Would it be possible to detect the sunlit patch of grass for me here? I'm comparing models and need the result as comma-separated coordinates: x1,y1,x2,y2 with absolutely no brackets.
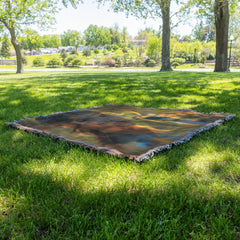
0,193,12,221
0,71,239,239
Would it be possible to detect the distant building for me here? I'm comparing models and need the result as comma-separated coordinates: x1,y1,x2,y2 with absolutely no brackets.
97,46,106,50
58,46,75,53
78,45,89,52
24,50,41,55
39,48,58,54
132,40,147,47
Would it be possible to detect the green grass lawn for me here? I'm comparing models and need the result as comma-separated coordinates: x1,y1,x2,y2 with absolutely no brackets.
0,71,239,239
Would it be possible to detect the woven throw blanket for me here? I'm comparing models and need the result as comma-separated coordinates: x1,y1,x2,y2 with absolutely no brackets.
5,105,235,162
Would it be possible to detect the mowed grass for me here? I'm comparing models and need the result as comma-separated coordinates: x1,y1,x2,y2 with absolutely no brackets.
0,71,239,239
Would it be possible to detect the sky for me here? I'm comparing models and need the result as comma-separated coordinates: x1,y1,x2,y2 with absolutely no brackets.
40,1,195,37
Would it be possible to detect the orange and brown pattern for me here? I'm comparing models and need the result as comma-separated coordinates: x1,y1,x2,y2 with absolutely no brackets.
5,105,235,162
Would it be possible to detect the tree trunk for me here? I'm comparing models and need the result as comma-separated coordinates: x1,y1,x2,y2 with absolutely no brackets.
9,27,24,73
160,0,172,71
214,0,229,72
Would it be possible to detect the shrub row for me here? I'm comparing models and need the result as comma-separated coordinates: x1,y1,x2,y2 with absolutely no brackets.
33,56,83,68
32,56,159,68
101,56,157,68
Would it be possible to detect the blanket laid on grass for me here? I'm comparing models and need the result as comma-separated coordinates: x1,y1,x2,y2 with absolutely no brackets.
5,105,235,162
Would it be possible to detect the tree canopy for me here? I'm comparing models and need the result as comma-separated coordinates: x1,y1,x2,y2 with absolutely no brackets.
84,25,111,47
0,0,59,30
0,0,83,73
61,30,83,49
0,36,11,59
229,5,240,40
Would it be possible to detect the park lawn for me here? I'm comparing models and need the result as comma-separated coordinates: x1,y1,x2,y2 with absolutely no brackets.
0,65,16,69
0,71,239,239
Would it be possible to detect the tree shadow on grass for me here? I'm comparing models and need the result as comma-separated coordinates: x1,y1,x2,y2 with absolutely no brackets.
0,136,239,239
1,71,239,169
0,72,198,122
0,71,213,118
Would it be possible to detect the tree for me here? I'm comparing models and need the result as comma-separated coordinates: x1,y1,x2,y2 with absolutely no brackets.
0,0,82,73
61,30,83,49
0,0,60,73
134,28,154,45
214,0,229,71
40,34,61,48
180,35,193,42
188,0,239,72
229,5,240,40
109,24,121,45
60,49,68,60
159,0,172,71
146,36,162,63
1,36,11,59
84,25,111,47
96,0,177,71
121,27,129,44
20,29,42,51
193,21,215,42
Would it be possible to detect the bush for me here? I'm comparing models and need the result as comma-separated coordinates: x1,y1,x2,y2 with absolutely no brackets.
112,55,123,67
126,60,134,67
102,57,116,67
171,62,180,68
120,43,126,48
33,56,45,67
114,49,124,55
103,49,108,55
94,58,101,66
144,58,156,67
122,47,128,53
129,43,134,50
60,49,68,60
70,48,78,55
106,45,112,51
232,48,240,62
47,57,63,68
112,44,119,51
146,36,161,62
208,54,215,60
133,58,143,67
173,50,187,59
123,53,130,67
64,56,75,66
64,56,83,67
71,57,83,67
93,48,99,54
193,49,199,63
200,56,207,64
170,58,185,65
82,49,91,57
22,56,28,65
